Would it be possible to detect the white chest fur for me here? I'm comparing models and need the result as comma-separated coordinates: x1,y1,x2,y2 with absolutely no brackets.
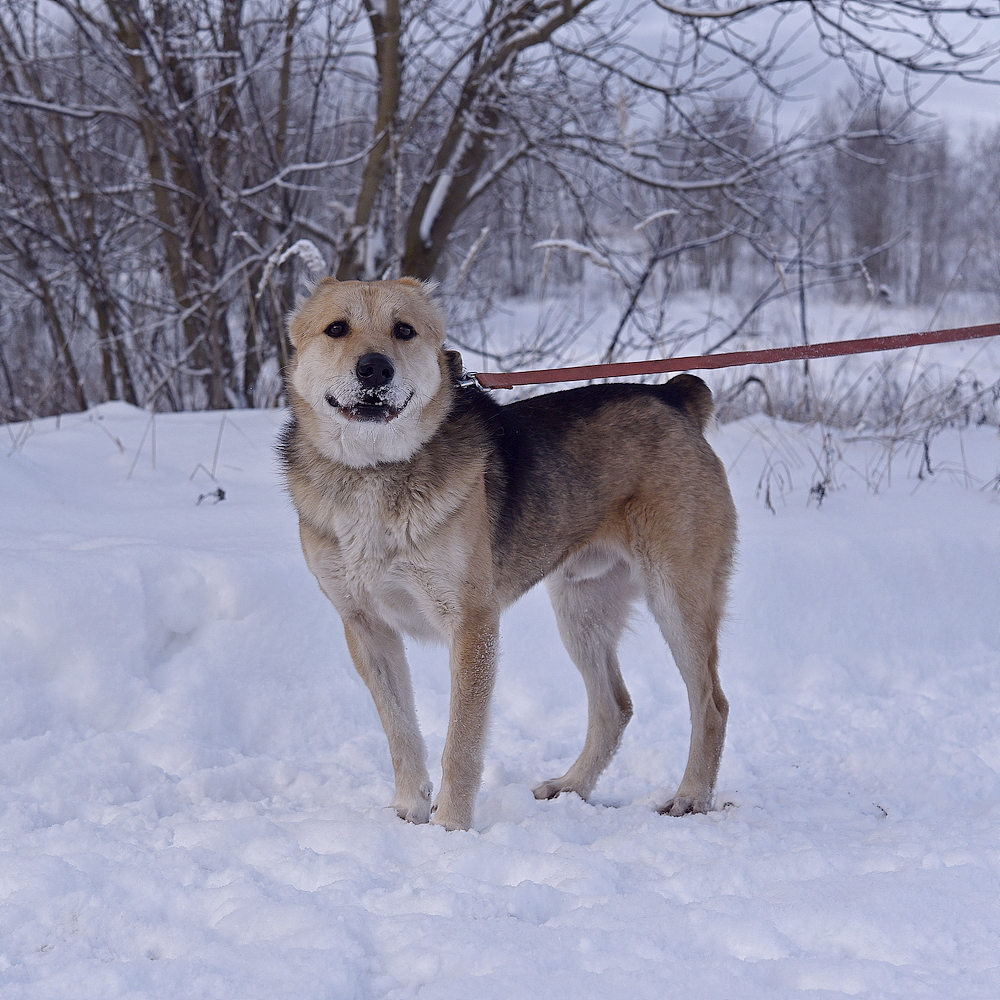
305,464,480,642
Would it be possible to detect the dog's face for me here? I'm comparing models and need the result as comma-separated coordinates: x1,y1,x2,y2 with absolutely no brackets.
288,277,452,467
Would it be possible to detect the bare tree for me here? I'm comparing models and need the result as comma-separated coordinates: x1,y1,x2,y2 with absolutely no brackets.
1,0,998,421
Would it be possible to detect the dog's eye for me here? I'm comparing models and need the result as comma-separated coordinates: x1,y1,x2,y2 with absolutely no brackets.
325,320,348,338
393,322,417,341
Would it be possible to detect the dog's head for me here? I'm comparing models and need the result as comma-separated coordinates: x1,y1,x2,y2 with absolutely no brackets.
287,277,454,467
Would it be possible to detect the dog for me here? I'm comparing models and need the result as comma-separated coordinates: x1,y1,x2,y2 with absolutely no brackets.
279,277,736,831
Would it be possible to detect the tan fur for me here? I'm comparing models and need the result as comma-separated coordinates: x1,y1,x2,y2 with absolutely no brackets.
280,277,737,830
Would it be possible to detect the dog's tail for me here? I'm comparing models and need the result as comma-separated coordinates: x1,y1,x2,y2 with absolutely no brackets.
658,373,714,432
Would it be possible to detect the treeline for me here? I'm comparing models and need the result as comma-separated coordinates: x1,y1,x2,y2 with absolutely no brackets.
1,0,998,422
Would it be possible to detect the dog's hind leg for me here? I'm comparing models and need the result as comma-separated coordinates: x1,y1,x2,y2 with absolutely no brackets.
643,572,729,816
342,613,433,824
533,553,636,803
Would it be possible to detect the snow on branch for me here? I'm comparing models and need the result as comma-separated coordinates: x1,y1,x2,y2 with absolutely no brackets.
239,150,376,198
634,209,680,231
256,240,328,298
1,93,136,122
419,130,473,247
532,239,616,272
652,1,777,18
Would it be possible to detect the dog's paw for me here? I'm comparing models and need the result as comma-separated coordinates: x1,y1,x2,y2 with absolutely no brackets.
394,801,431,824
428,798,472,832
393,783,433,824
657,794,712,817
531,778,587,802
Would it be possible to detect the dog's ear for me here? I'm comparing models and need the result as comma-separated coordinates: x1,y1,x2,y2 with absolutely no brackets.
443,349,465,383
306,274,336,294
289,275,329,325
286,277,339,349
286,312,303,350
398,276,440,299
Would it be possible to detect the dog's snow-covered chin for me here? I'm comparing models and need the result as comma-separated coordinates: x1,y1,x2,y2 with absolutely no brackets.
316,408,436,468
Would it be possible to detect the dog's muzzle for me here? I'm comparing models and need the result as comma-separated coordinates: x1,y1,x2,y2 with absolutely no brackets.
323,352,412,422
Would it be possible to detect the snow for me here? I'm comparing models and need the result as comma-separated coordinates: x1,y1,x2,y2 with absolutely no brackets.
531,240,616,273
419,131,472,248
419,171,454,248
2,401,999,998
276,240,328,282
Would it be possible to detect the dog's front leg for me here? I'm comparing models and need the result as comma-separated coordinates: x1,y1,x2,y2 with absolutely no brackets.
431,609,499,831
342,613,433,824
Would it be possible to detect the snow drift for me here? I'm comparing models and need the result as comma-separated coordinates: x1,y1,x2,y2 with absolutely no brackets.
1,403,998,998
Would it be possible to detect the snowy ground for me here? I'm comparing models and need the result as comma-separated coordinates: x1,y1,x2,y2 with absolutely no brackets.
2,400,999,999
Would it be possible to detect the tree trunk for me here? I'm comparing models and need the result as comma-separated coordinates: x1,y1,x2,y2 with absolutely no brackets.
336,0,401,280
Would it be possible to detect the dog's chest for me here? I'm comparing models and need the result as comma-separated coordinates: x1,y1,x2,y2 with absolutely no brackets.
323,480,470,638
327,478,413,566
321,471,471,605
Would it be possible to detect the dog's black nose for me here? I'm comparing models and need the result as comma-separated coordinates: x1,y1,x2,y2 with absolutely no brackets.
355,352,394,389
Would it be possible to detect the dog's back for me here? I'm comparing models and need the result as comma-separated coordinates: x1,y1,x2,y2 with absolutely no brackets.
451,375,735,610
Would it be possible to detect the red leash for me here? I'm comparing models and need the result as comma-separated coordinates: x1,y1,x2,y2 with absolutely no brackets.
473,322,1000,390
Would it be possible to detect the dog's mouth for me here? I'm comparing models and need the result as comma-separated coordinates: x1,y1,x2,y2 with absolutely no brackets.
325,391,413,423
